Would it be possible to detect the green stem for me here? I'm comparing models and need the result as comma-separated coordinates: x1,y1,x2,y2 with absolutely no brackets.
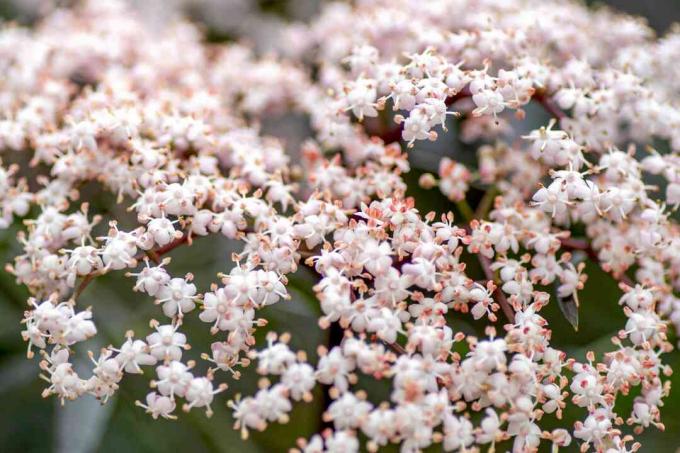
475,186,499,220
455,199,475,223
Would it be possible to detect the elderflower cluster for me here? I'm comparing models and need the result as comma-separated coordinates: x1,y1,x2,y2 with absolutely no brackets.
2,1,680,452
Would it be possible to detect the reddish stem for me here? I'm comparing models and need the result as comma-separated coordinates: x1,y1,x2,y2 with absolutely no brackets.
144,233,190,259
375,86,567,144
560,237,635,287
72,233,193,301
376,87,472,143
534,91,567,120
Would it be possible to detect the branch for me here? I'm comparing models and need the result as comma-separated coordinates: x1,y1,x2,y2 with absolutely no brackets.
560,237,635,287
385,340,407,355
143,233,190,259
71,232,194,301
376,87,472,143
375,86,567,144
73,271,100,301
534,90,567,120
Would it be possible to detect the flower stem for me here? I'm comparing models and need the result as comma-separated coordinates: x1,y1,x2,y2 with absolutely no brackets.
455,199,475,223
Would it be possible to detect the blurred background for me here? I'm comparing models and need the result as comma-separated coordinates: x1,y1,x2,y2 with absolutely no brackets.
0,1,679,452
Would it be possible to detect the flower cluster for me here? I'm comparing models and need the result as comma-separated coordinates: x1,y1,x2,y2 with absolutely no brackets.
2,1,680,452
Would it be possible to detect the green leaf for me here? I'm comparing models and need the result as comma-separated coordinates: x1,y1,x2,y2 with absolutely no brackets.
555,288,579,332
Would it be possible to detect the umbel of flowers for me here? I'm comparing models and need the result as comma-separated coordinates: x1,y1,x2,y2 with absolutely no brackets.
2,0,679,451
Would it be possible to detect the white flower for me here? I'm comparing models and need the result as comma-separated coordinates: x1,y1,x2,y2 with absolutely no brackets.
129,261,171,297
443,414,474,451
326,392,373,430
401,108,433,146
147,217,181,246
146,324,187,362
199,286,253,333
345,78,378,121
157,278,198,318
65,245,102,275
115,337,157,373
281,363,315,401
5,2,680,451
316,346,355,392
137,392,177,420
256,338,296,375
184,377,225,416
155,361,193,398
472,89,505,116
